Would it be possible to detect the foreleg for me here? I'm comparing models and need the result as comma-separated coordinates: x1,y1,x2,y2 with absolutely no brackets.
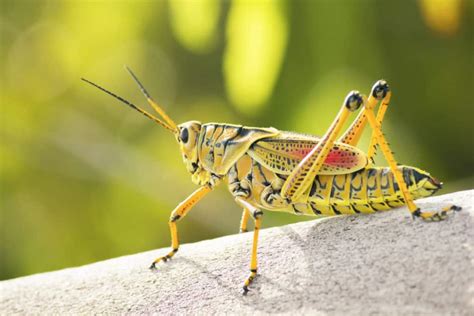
150,186,212,268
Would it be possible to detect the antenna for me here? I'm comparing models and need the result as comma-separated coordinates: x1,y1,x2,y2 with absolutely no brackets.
124,66,178,131
81,78,176,132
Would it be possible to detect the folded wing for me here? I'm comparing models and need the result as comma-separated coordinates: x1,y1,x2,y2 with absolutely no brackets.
248,131,368,175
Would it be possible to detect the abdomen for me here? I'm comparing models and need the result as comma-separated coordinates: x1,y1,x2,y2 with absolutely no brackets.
226,155,441,217
306,166,441,216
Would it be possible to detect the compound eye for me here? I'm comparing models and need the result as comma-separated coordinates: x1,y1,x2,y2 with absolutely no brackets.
180,127,189,143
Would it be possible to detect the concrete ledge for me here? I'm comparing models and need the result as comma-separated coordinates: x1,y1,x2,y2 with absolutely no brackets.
1,190,473,315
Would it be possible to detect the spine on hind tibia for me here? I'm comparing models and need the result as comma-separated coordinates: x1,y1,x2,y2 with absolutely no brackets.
308,166,441,216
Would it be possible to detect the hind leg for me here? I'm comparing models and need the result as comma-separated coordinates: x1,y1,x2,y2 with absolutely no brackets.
363,81,461,221
281,91,363,202
339,80,390,165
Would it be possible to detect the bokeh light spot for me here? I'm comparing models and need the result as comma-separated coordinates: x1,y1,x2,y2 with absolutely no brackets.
224,0,288,114
418,0,462,36
169,0,221,54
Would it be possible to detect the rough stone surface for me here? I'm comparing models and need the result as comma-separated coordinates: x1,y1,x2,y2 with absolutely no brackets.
1,190,473,315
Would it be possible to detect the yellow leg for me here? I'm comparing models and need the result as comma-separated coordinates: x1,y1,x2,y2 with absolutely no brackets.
281,91,363,202
364,82,460,221
150,186,212,269
239,208,251,233
339,80,390,165
235,198,263,294
366,81,390,165
338,108,368,146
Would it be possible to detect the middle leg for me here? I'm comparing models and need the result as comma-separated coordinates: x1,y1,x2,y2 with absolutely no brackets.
235,197,263,294
239,208,251,233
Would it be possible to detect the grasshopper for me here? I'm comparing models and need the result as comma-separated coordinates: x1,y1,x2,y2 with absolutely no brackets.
82,68,461,294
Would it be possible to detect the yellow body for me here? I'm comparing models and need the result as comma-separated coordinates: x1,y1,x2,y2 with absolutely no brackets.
185,125,441,218
83,72,460,294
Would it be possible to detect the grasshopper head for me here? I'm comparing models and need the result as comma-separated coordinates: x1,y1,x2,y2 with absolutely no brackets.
176,121,202,173
81,68,203,175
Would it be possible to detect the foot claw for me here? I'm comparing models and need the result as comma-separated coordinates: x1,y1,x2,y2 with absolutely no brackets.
413,204,461,222
451,205,462,212
149,255,170,270
242,270,257,295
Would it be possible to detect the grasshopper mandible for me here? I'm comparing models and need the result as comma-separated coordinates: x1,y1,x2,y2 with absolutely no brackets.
82,68,461,294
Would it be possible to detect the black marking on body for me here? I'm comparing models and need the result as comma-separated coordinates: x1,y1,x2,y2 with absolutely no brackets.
366,169,378,191
368,202,386,212
309,202,322,215
246,169,253,182
238,128,252,138
386,200,402,208
199,125,208,149
207,125,218,147
255,161,271,186
223,126,243,152
330,186,344,202
314,177,327,190
380,168,391,190
393,179,400,192
366,203,378,212
330,205,342,215
333,177,345,191
208,148,215,164
214,126,226,147
292,204,304,214
350,170,363,190
350,203,362,213
402,167,413,187
412,169,425,183
309,181,317,196
330,174,346,201
349,170,363,202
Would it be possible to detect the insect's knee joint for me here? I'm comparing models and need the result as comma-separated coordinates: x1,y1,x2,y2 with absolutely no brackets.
170,214,181,222
371,80,390,100
230,181,251,199
252,210,263,219
344,91,364,112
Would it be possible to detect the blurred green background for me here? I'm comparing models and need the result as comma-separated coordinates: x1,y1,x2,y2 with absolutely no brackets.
1,0,472,280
